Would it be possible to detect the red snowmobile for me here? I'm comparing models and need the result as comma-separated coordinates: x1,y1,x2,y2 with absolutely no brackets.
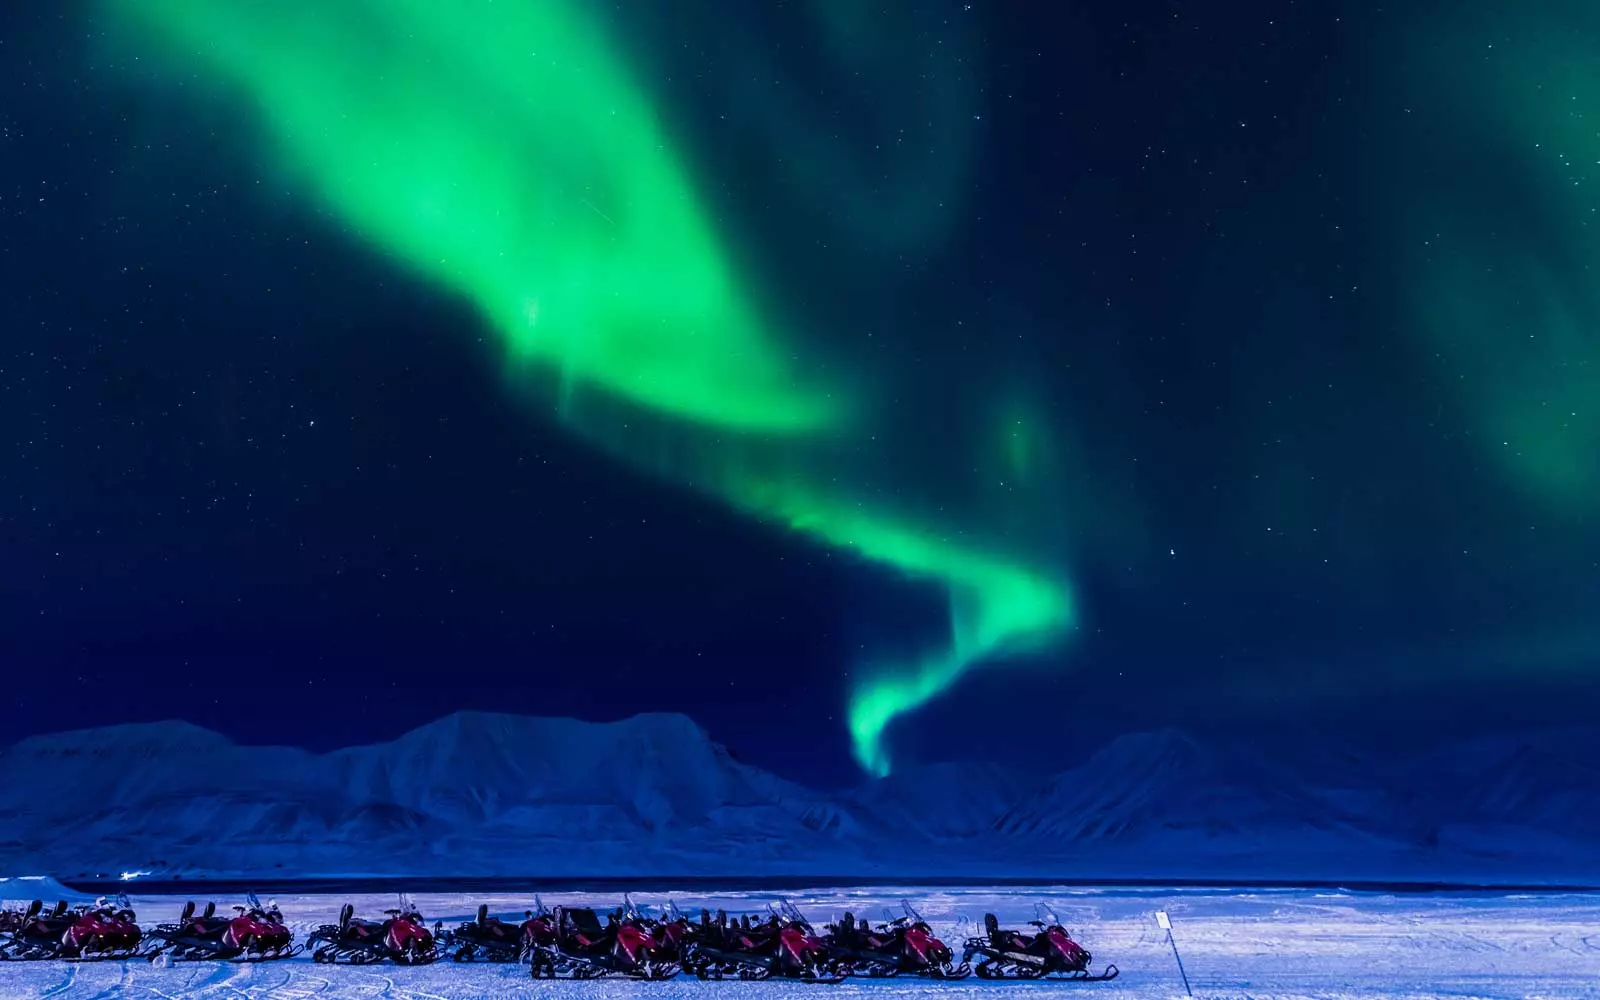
309,898,438,965
822,902,970,979
684,900,847,982
962,905,1119,981
60,896,144,960
145,895,299,963
438,899,554,962
530,904,679,979
1,896,142,961
627,896,694,962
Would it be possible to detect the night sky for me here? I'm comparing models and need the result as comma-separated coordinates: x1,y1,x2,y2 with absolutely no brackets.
4,0,1598,787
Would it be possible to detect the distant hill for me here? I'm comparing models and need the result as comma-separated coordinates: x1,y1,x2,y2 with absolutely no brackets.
1,713,1596,882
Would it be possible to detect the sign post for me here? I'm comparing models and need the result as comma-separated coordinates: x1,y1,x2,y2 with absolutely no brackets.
1155,910,1192,997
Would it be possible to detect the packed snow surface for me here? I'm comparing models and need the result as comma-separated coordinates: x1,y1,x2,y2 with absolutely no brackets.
2,884,1597,999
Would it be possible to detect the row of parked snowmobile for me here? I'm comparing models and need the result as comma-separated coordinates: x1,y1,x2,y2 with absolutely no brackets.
0,893,1118,982
0,894,297,964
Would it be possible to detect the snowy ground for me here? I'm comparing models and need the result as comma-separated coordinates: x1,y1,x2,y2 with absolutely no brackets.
2,884,1598,999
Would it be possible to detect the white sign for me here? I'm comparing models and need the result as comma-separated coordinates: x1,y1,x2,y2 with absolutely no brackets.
1156,910,1172,930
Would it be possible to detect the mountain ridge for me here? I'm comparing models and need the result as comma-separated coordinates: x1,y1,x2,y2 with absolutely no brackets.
2,712,1596,881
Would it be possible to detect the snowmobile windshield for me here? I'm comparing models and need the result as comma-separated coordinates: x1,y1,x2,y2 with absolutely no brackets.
564,909,604,938
902,901,926,924
1034,903,1061,926
780,900,811,926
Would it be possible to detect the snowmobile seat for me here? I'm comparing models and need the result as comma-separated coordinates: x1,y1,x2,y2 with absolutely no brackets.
467,903,512,939
344,905,390,940
25,899,42,919
986,912,1023,946
203,902,216,920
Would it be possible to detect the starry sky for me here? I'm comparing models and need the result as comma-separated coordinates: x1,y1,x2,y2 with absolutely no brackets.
3,0,1597,787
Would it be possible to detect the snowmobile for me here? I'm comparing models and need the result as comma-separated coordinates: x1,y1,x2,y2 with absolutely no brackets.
308,897,438,965
144,894,299,962
437,900,554,962
683,900,847,982
962,905,1119,981
0,900,72,959
622,895,694,962
0,897,142,961
822,901,970,979
529,904,679,980
0,900,50,937
59,895,143,960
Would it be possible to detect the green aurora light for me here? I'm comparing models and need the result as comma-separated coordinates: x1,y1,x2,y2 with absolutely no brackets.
1384,5,1600,509
107,0,1075,775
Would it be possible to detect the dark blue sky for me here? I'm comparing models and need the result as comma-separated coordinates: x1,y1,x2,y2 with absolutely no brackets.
4,0,1598,787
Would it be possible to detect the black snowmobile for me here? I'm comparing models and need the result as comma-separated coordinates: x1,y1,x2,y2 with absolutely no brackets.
437,901,548,962
0,900,40,938
962,905,1119,980
144,895,300,963
0,900,74,960
822,902,970,979
683,901,847,982
308,898,438,965
529,905,679,980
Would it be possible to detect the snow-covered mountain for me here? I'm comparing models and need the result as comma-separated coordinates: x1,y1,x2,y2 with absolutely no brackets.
2,714,1596,881
1406,729,1600,835
993,730,1385,848
0,713,859,878
847,760,1035,841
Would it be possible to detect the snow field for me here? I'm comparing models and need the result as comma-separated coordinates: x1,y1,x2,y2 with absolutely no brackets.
1,885,1597,999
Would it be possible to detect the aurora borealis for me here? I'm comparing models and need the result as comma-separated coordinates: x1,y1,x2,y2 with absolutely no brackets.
6,0,1600,780
102,0,1072,775
1380,1,1600,511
